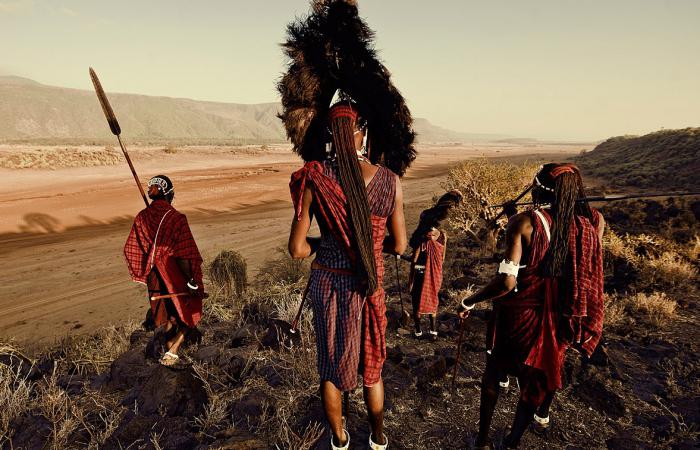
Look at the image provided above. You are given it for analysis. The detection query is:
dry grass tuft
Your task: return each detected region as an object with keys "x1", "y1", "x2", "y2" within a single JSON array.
[
  {"x1": 628, "y1": 292, "x2": 677, "y2": 327},
  {"x1": 256, "y1": 248, "x2": 309, "y2": 285},
  {"x1": 209, "y1": 249, "x2": 248, "y2": 297},
  {"x1": 60, "y1": 321, "x2": 139, "y2": 375},
  {"x1": 0, "y1": 364, "x2": 33, "y2": 443},
  {"x1": 605, "y1": 291, "x2": 677, "y2": 330}
]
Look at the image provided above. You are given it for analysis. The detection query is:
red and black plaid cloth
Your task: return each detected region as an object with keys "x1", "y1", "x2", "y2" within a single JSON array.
[
  {"x1": 290, "y1": 161, "x2": 396, "y2": 390},
  {"x1": 414, "y1": 233, "x2": 445, "y2": 315},
  {"x1": 124, "y1": 199, "x2": 204, "y2": 328},
  {"x1": 490, "y1": 208, "x2": 604, "y2": 405}
]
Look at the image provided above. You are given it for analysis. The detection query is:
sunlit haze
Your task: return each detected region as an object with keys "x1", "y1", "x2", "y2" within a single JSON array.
[{"x1": 2, "y1": 0, "x2": 699, "y2": 140}]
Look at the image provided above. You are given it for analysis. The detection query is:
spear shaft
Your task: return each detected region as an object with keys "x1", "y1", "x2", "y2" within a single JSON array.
[
  {"x1": 491, "y1": 191, "x2": 700, "y2": 209},
  {"x1": 89, "y1": 68, "x2": 148, "y2": 207}
]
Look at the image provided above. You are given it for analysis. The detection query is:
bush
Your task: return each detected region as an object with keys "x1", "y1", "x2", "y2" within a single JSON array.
[
  {"x1": 209, "y1": 250, "x2": 248, "y2": 297},
  {"x1": 256, "y1": 248, "x2": 309, "y2": 286},
  {"x1": 444, "y1": 159, "x2": 542, "y2": 256}
]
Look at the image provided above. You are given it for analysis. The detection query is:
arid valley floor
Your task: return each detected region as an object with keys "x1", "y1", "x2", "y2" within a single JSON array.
[{"x1": 0, "y1": 142, "x2": 580, "y2": 346}]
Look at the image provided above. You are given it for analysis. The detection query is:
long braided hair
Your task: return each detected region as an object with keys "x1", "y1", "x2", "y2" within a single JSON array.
[
  {"x1": 534, "y1": 163, "x2": 593, "y2": 277},
  {"x1": 329, "y1": 102, "x2": 378, "y2": 294}
]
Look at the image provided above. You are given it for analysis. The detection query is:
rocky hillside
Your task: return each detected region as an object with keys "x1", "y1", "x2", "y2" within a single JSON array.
[
  {"x1": 0, "y1": 76, "x2": 487, "y2": 145},
  {"x1": 577, "y1": 128, "x2": 700, "y2": 191},
  {"x1": 1, "y1": 182, "x2": 698, "y2": 449}
]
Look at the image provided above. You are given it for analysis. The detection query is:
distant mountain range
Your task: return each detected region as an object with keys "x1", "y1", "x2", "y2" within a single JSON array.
[{"x1": 0, "y1": 76, "x2": 502, "y2": 144}]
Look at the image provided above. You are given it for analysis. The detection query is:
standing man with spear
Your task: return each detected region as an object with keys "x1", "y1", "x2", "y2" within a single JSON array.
[
  {"x1": 456, "y1": 163, "x2": 606, "y2": 449},
  {"x1": 90, "y1": 68, "x2": 206, "y2": 367}
]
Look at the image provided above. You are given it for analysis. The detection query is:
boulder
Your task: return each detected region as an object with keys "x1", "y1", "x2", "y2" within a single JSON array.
[
  {"x1": 108, "y1": 348, "x2": 149, "y2": 390},
  {"x1": 193, "y1": 345, "x2": 221, "y2": 364},
  {"x1": 6, "y1": 413, "x2": 51, "y2": 449},
  {"x1": 230, "y1": 325, "x2": 256, "y2": 348},
  {"x1": 232, "y1": 392, "x2": 275, "y2": 428},
  {"x1": 260, "y1": 320, "x2": 301, "y2": 350},
  {"x1": 136, "y1": 365, "x2": 208, "y2": 417}
]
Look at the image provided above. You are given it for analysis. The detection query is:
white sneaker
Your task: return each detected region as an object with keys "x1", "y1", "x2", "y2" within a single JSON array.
[
  {"x1": 330, "y1": 430, "x2": 349, "y2": 450},
  {"x1": 369, "y1": 433, "x2": 388, "y2": 449}
]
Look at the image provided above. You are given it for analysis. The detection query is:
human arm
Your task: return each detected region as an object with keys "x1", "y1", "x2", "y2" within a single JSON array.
[
  {"x1": 456, "y1": 214, "x2": 532, "y2": 318},
  {"x1": 442, "y1": 232, "x2": 448, "y2": 263},
  {"x1": 383, "y1": 174, "x2": 407, "y2": 256},
  {"x1": 288, "y1": 186, "x2": 321, "y2": 259}
]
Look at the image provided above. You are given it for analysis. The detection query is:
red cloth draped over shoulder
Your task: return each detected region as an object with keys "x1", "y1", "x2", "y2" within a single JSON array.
[
  {"x1": 417, "y1": 233, "x2": 445, "y2": 314},
  {"x1": 290, "y1": 161, "x2": 391, "y2": 386},
  {"x1": 124, "y1": 199, "x2": 204, "y2": 328},
  {"x1": 495, "y1": 208, "x2": 604, "y2": 401}
]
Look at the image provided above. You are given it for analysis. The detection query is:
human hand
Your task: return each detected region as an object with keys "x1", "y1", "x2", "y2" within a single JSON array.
[{"x1": 457, "y1": 299, "x2": 476, "y2": 320}]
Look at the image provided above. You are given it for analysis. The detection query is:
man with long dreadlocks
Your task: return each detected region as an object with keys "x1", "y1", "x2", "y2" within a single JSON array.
[
  {"x1": 457, "y1": 164, "x2": 605, "y2": 449},
  {"x1": 281, "y1": 1, "x2": 416, "y2": 448},
  {"x1": 124, "y1": 175, "x2": 205, "y2": 366},
  {"x1": 408, "y1": 190, "x2": 462, "y2": 338}
]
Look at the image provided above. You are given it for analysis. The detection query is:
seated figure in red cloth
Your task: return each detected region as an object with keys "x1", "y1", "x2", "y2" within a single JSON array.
[
  {"x1": 288, "y1": 103, "x2": 407, "y2": 449},
  {"x1": 457, "y1": 164, "x2": 605, "y2": 449},
  {"x1": 124, "y1": 175, "x2": 205, "y2": 367}
]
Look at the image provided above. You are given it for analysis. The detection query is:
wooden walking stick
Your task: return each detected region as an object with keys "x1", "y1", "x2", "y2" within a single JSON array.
[
  {"x1": 451, "y1": 318, "x2": 467, "y2": 392},
  {"x1": 451, "y1": 305, "x2": 474, "y2": 392},
  {"x1": 394, "y1": 256, "x2": 411, "y2": 327},
  {"x1": 89, "y1": 67, "x2": 149, "y2": 207},
  {"x1": 290, "y1": 278, "x2": 312, "y2": 334}
]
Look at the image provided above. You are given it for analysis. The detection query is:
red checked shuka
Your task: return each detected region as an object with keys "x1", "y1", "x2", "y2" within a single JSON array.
[
  {"x1": 489, "y1": 208, "x2": 604, "y2": 405},
  {"x1": 124, "y1": 199, "x2": 204, "y2": 328},
  {"x1": 290, "y1": 160, "x2": 397, "y2": 391}
]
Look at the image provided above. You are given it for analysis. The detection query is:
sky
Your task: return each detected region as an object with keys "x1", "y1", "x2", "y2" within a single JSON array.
[{"x1": 2, "y1": 0, "x2": 699, "y2": 141}]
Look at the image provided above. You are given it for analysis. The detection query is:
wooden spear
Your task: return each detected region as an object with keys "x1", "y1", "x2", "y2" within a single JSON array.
[{"x1": 89, "y1": 68, "x2": 149, "y2": 207}]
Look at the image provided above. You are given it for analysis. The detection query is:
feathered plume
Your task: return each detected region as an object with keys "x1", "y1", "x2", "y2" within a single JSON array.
[
  {"x1": 409, "y1": 190, "x2": 463, "y2": 249},
  {"x1": 89, "y1": 67, "x2": 121, "y2": 136},
  {"x1": 277, "y1": 0, "x2": 417, "y2": 176}
]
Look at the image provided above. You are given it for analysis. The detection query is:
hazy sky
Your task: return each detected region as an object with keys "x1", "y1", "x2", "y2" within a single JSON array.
[{"x1": 2, "y1": 0, "x2": 699, "y2": 140}]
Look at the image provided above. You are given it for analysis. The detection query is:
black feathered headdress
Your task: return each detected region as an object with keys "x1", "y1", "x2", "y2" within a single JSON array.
[
  {"x1": 278, "y1": 0, "x2": 417, "y2": 176},
  {"x1": 409, "y1": 190, "x2": 463, "y2": 249}
]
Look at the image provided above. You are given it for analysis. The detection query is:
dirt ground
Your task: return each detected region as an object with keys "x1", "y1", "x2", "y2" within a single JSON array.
[{"x1": 0, "y1": 142, "x2": 583, "y2": 347}]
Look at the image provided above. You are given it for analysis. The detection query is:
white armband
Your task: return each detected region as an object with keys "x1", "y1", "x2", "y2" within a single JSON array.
[{"x1": 498, "y1": 259, "x2": 524, "y2": 278}]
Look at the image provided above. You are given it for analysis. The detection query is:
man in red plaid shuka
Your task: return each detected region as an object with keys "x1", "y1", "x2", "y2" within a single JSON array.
[
  {"x1": 409, "y1": 227, "x2": 447, "y2": 338},
  {"x1": 124, "y1": 175, "x2": 204, "y2": 366},
  {"x1": 288, "y1": 103, "x2": 407, "y2": 449},
  {"x1": 458, "y1": 164, "x2": 605, "y2": 449}
]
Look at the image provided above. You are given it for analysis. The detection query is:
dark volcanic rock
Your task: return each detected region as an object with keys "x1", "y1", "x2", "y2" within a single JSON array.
[
  {"x1": 575, "y1": 379, "x2": 627, "y2": 419},
  {"x1": 605, "y1": 431, "x2": 648, "y2": 450},
  {"x1": 230, "y1": 325, "x2": 256, "y2": 348},
  {"x1": 7, "y1": 413, "x2": 51, "y2": 449},
  {"x1": 413, "y1": 355, "x2": 449, "y2": 388},
  {"x1": 232, "y1": 392, "x2": 275, "y2": 428},
  {"x1": 219, "y1": 351, "x2": 248, "y2": 382},
  {"x1": 136, "y1": 365, "x2": 208, "y2": 417},
  {"x1": 109, "y1": 347, "x2": 149, "y2": 390},
  {"x1": 193, "y1": 345, "x2": 221, "y2": 364},
  {"x1": 260, "y1": 319, "x2": 301, "y2": 350},
  {"x1": 0, "y1": 351, "x2": 33, "y2": 379},
  {"x1": 199, "y1": 429, "x2": 267, "y2": 449},
  {"x1": 383, "y1": 360, "x2": 415, "y2": 394}
]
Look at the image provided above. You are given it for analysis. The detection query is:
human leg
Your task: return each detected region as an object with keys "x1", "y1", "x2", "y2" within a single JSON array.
[
  {"x1": 363, "y1": 380, "x2": 386, "y2": 446},
  {"x1": 321, "y1": 381, "x2": 348, "y2": 447}
]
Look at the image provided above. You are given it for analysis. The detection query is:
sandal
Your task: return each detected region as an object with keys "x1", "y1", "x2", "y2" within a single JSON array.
[
  {"x1": 532, "y1": 413, "x2": 550, "y2": 433},
  {"x1": 499, "y1": 377, "x2": 510, "y2": 393},
  {"x1": 330, "y1": 430, "x2": 349, "y2": 450},
  {"x1": 159, "y1": 351, "x2": 180, "y2": 366},
  {"x1": 369, "y1": 433, "x2": 388, "y2": 450}
]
